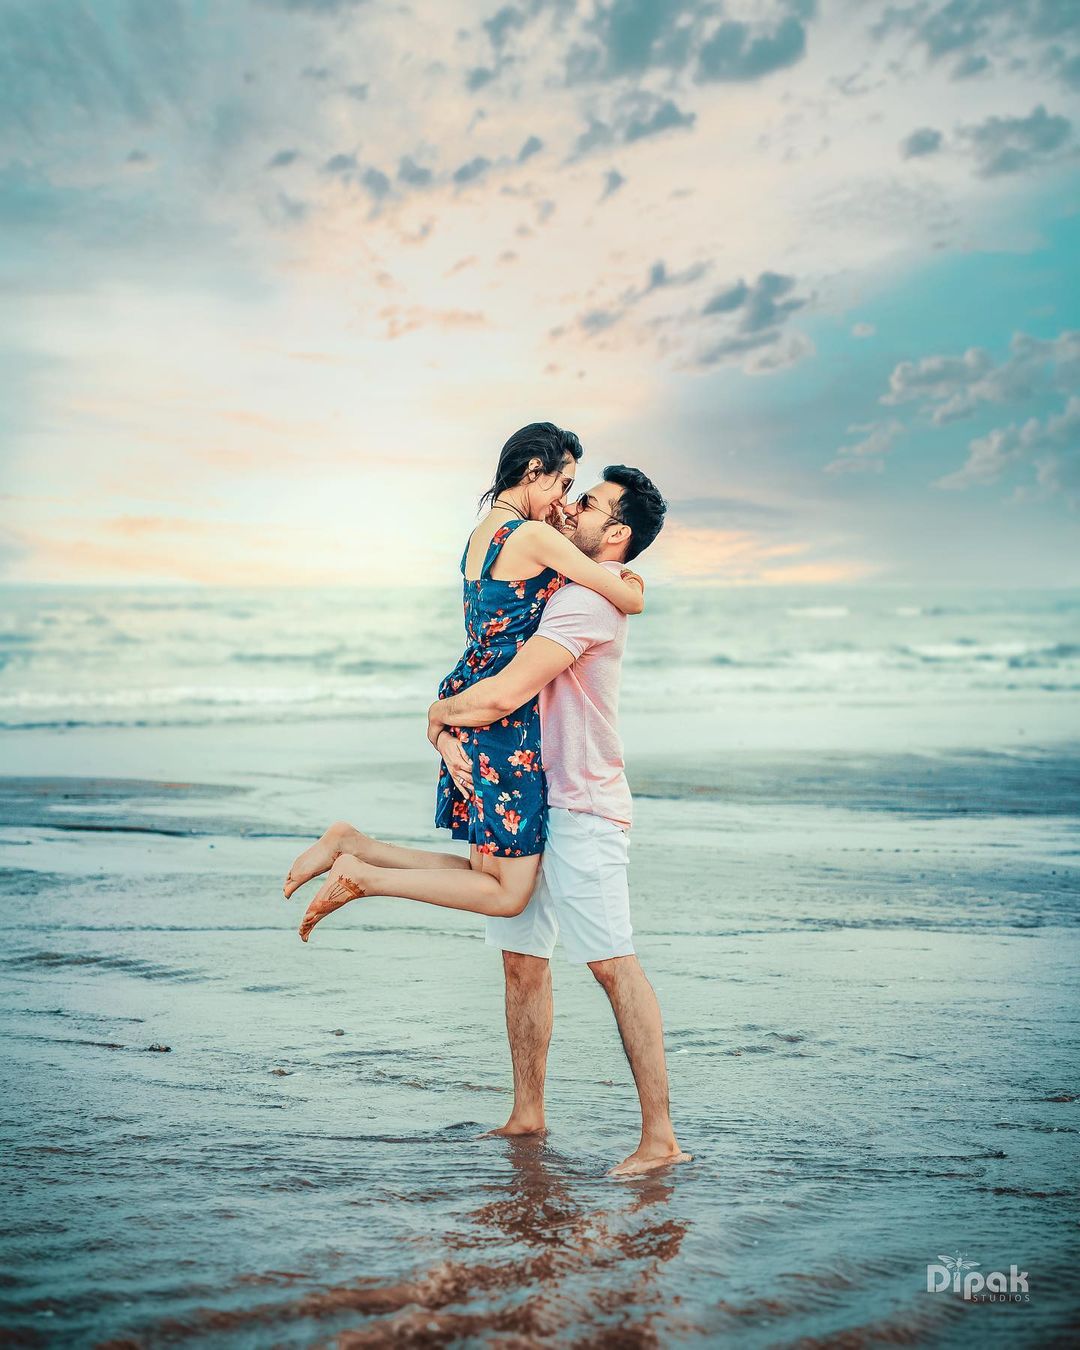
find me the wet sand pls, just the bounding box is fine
[1,713,1078,1347]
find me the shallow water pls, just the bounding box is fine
[2,737,1077,1347]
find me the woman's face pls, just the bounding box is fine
[525,453,577,519]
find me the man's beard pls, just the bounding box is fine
[567,525,604,559]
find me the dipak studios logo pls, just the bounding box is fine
[926,1252,1030,1303]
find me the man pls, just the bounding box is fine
[428,465,691,1178]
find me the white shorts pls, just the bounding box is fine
[485,806,634,964]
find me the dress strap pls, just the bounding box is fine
[480,518,525,579]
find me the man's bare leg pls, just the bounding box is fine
[284,820,471,897]
[481,951,552,1138]
[587,955,692,1177]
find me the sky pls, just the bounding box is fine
[1,0,1078,587]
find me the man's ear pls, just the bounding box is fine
[611,523,632,550]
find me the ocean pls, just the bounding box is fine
[1,583,1077,1347]
[0,583,1077,734]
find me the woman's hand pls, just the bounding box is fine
[438,730,474,798]
[620,566,645,612]
[427,701,448,750]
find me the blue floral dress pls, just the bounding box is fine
[434,520,565,857]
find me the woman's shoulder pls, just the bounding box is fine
[508,520,555,547]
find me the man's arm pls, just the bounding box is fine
[428,635,574,735]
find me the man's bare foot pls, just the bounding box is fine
[297,854,373,942]
[477,1116,548,1139]
[607,1146,693,1178]
[284,821,372,898]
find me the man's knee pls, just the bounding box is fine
[503,950,549,984]
[588,954,636,987]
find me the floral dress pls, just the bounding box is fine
[434,520,565,857]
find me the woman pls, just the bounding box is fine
[283,423,644,942]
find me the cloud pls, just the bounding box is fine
[517,135,544,162]
[696,14,809,82]
[952,51,989,78]
[900,126,943,158]
[852,322,875,338]
[957,103,1073,176]
[397,154,433,187]
[259,0,370,12]
[823,419,904,474]
[882,329,1080,424]
[484,4,527,52]
[702,271,805,332]
[266,148,301,168]
[573,0,701,79]
[466,66,495,91]
[644,259,709,292]
[564,2,814,90]
[580,308,621,334]
[870,0,1080,71]
[600,167,625,198]
[362,166,391,198]
[1043,42,1080,88]
[379,305,489,339]
[868,0,1080,105]
[452,155,492,185]
[269,191,309,224]
[935,395,1080,505]
[864,327,1080,504]
[624,96,695,141]
[702,281,748,315]
[691,271,812,372]
[323,152,358,175]
[572,92,696,157]
[575,255,710,337]
[574,117,614,155]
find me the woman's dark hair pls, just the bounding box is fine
[603,465,668,562]
[479,423,583,510]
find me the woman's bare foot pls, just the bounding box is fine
[283,820,373,898]
[297,854,373,942]
[607,1146,693,1178]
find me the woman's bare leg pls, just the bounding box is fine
[283,820,471,897]
[296,849,541,942]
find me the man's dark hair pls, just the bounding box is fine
[479,423,583,510]
[603,465,667,562]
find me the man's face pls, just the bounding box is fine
[561,480,625,558]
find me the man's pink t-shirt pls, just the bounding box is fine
[535,560,632,829]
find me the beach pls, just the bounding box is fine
[1,584,1078,1346]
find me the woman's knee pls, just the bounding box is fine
[497,890,534,919]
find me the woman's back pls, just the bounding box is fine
[458,519,564,658]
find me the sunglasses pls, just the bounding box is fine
[574,492,621,528]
